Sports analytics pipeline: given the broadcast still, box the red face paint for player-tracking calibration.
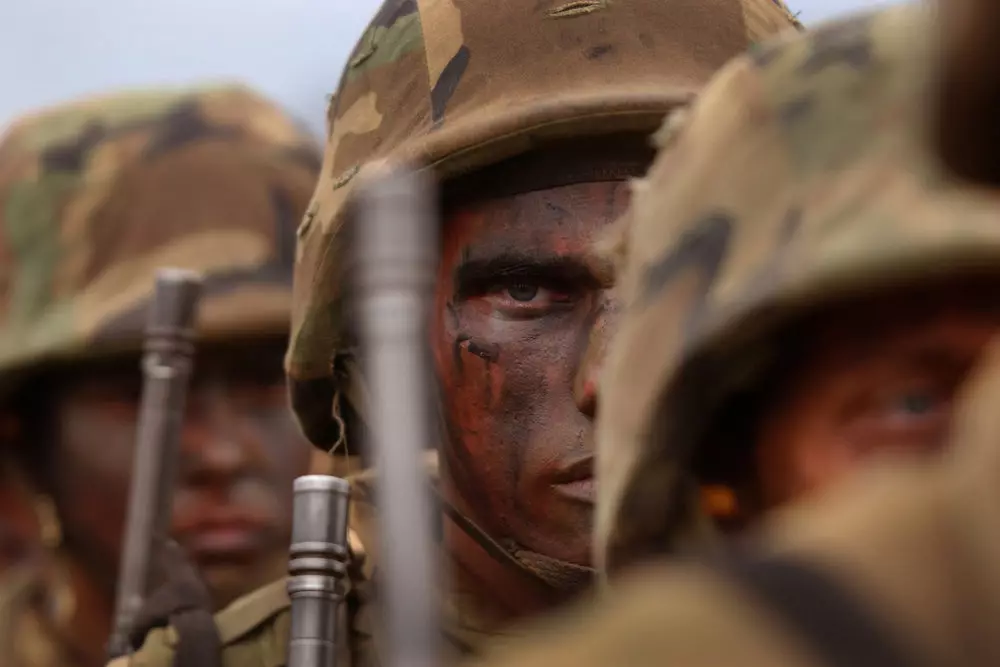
[431,181,630,567]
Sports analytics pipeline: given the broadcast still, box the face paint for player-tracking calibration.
[44,337,311,610]
[431,181,629,568]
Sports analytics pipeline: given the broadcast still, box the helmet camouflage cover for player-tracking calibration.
[287,0,802,449]
[594,2,1000,575]
[0,84,321,387]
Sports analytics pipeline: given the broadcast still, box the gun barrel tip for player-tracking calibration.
[156,267,205,286]
[294,474,351,494]
[357,160,435,198]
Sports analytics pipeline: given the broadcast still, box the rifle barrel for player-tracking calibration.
[356,165,441,667]
[107,269,203,659]
[286,474,352,667]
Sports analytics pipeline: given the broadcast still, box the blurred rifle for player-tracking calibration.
[355,164,441,667]
[285,164,442,667]
[107,269,203,660]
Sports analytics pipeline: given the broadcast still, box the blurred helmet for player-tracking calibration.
[594,3,1000,575]
[0,83,321,391]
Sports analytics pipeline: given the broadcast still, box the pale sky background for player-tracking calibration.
[0,0,888,138]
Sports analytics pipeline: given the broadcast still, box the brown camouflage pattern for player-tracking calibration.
[589,2,1000,575]
[285,0,802,448]
[0,84,321,386]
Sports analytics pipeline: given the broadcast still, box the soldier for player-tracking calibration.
[0,84,321,666]
[465,3,1000,666]
[118,0,801,665]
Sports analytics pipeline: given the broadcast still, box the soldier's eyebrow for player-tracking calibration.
[835,341,980,395]
[452,251,609,298]
[884,346,979,377]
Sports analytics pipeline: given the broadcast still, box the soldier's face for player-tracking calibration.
[42,337,311,610]
[431,181,629,567]
[754,279,1000,511]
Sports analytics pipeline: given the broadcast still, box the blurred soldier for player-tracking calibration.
[465,3,1000,666]
[119,0,800,665]
[0,84,320,666]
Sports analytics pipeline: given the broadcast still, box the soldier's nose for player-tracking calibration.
[182,382,257,481]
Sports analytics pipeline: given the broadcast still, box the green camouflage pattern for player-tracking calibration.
[286,0,802,448]
[0,84,321,386]
[591,2,1000,575]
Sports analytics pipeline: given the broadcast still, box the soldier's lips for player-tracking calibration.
[551,457,596,503]
[173,511,272,561]
[554,477,596,503]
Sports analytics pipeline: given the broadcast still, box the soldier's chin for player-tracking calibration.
[199,551,287,611]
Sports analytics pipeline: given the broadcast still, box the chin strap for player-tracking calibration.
[433,483,594,599]
[503,545,593,593]
[341,361,596,600]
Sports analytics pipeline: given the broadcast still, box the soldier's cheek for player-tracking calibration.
[441,336,507,427]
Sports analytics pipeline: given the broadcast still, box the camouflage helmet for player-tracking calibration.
[287,0,802,450]
[593,3,1000,576]
[0,84,321,388]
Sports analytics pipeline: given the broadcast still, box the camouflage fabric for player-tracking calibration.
[0,83,321,391]
[590,1,1000,574]
[286,0,802,449]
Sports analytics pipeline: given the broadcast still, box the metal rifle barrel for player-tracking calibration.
[356,165,441,667]
[286,475,352,667]
[107,269,203,659]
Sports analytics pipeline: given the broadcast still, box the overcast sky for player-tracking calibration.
[0,0,888,138]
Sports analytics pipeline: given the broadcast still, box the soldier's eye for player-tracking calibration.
[507,284,539,302]
[453,253,599,320]
[845,381,953,455]
[891,391,937,416]
[874,384,949,425]
[488,281,576,312]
